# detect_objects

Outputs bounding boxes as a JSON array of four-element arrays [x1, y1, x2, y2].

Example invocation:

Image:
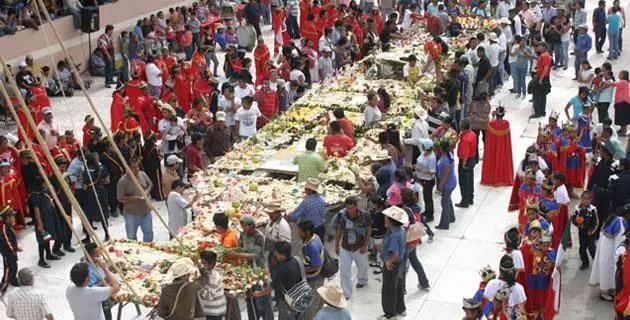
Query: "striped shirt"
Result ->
[[198, 269, 227, 316], [427, 109, 444, 135], [6, 287, 52, 320], [286, 0, 299, 16]]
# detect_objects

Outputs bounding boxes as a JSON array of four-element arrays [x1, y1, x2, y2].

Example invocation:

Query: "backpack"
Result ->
[[283, 256, 314, 313], [319, 247, 339, 279]]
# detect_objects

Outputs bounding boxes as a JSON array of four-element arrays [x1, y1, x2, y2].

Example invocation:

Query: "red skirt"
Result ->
[[508, 176, 522, 212]]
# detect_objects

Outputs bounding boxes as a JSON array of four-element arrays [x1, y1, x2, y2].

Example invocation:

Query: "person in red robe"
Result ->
[[193, 72, 216, 103], [540, 180, 565, 249], [119, 109, 142, 136], [131, 84, 152, 133], [523, 232, 556, 319], [153, 53, 170, 84], [517, 169, 542, 229], [372, 9, 384, 34], [162, 47, 178, 72], [0, 137, 19, 169], [615, 235, 630, 317], [481, 106, 514, 186], [563, 123, 586, 193], [125, 72, 145, 106], [30, 83, 51, 110], [299, 0, 310, 29], [254, 80, 278, 128], [110, 85, 125, 132], [16, 95, 40, 143], [171, 65, 192, 113], [191, 48, 208, 78], [254, 38, 271, 86], [82, 115, 95, 147], [272, 5, 290, 55], [30, 141, 52, 175], [57, 131, 80, 159], [301, 13, 319, 51], [0, 161, 25, 230]]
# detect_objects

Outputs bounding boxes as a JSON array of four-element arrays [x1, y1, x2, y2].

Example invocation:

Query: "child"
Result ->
[[572, 191, 599, 270], [577, 104, 594, 153], [401, 189, 431, 291], [241, 58, 254, 84], [198, 250, 227, 318], [182, 25, 194, 60], [369, 191, 386, 274], [215, 25, 227, 49], [234, 96, 265, 140], [403, 54, 420, 84], [226, 25, 238, 47], [0, 206, 20, 293], [164, 115, 185, 153]]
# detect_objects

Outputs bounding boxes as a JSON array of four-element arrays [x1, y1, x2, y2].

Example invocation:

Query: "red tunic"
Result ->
[[299, 0, 309, 28], [556, 137, 569, 176], [326, 7, 338, 29], [481, 119, 514, 186], [125, 79, 145, 106], [31, 143, 51, 175], [254, 89, 277, 128], [1, 170, 25, 219], [300, 20, 319, 49], [565, 141, 586, 189], [191, 51, 208, 77], [58, 140, 79, 159], [133, 95, 151, 133], [30, 85, 51, 109], [154, 56, 171, 83], [517, 183, 542, 228], [119, 116, 141, 136], [508, 175, 522, 211], [373, 11, 384, 34], [174, 74, 192, 113], [110, 92, 125, 132], [16, 107, 37, 142], [193, 79, 213, 102], [51, 146, 71, 162], [82, 124, 91, 147], [272, 9, 290, 54], [254, 44, 271, 85]]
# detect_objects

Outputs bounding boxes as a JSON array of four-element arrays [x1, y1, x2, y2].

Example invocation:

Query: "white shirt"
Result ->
[[513, 15, 523, 37], [502, 26, 514, 44], [266, 217, 291, 244], [218, 95, 241, 126], [488, 43, 501, 67], [554, 184, 571, 205], [509, 249, 525, 270], [290, 69, 305, 83], [496, 1, 510, 19], [404, 118, 430, 148], [66, 285, 111, 320], [37, 120, 58, 150], [498, 32, 507, 53], [402, 9, 414, 29], [235, 104, 262, 137], [364, 104, 382, 126], [535, 169, 545, 185], [167, 191, 189, 233], [318, 56, 334, 81], [234, 84, 255, 100], [6, 287, 52, 320], [145, 62, 162, 87], [484, 279, 527, 309]]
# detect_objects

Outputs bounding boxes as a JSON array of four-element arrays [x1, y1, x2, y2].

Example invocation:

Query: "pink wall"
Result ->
[[2, 0, 194, 67]]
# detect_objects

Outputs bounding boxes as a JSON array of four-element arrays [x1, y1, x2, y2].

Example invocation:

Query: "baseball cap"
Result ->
[[215, 111, 226, 122], [166, 155, 183, 165], [42, 107, 53, 115]]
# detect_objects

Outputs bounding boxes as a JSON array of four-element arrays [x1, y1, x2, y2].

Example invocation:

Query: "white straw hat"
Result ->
[[317, 284, 348, 308]]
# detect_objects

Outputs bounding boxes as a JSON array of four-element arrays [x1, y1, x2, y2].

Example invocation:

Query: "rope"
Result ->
[[0, 55, 140, 301], [32, 1, 111, 235], [34, 0, 186, 246]]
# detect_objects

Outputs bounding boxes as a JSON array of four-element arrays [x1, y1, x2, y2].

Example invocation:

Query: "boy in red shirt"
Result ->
[[323, 121, 355, 157]]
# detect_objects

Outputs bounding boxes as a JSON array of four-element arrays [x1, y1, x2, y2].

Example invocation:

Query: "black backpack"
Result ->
[[319, 248, 339, 279]]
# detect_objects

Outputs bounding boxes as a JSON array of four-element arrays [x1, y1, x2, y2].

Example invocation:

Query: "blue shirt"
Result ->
[[608, 13, 622, 32], [67, 157, 85, 189], [437, 154, 457, 190], [302, 234, 324, 281], [314, 306, 352, 320], [543, 7, 557, 22], [291, 193, 326, 227], [576, 33, 592, 53], [569, 95, 592, 118], [427, 3, 438, 15], [593, 7, 607, 25], [133, 25, 144, 42], [87, 262, 106, 287], [380, 226, 406, 262]]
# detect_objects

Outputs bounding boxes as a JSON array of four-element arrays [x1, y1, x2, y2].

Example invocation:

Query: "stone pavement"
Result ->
[[0, 1, 626, 318]]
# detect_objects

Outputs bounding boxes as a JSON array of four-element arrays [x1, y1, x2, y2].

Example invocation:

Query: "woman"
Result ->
[[435, 141, 456, 230], [141, 131, 165, 201], [377, 87, 391, 114], [612, 70, 630, 136], [386, 123, 405, 167], [82, 152, 111, 242], [595, 70, 615, 123], [200, 25, 220, 77], [302, 38, 319, 83], [290, 60, 307, 95], [386, 169, 410, 206], [577, 60, 595, 87], [431, 115, 458, 149], [364, 90, 382, 127], [401, 189, 431, 292], [564, 86, 592, 121], [415, 140, 436, 222]]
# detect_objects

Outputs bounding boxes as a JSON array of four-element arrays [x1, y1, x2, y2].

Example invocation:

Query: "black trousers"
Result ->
[[61, 204, 73, 248], [596, 102, 610, 123], [419, 179, 435, 221], [533, 89, 548, 117], [315, 224, 326, 242], [1, 255, 18, 292], [381, 262, 406, 318], [595, 26, 607, 52], [458, 158, 476, 204], [578, 229, 596, 264], [593, 190, 611, 233]]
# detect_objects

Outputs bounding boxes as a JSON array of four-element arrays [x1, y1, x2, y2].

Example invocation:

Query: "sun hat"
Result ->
[[215, 111, 227, 122], [158, 101, 176, 116], [382, 206, 409, 225], [166, 155, 183, 166], [304, 177, 320, 192], [488, 32, 498, 42], [317, 284, 348, 308], [263, 201, 286, 213], [168, 258, 195, 279], [370, 150, 391, 161]]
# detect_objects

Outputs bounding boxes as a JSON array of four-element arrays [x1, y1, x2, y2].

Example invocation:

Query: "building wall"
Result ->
[[2, 0, 195, 68]]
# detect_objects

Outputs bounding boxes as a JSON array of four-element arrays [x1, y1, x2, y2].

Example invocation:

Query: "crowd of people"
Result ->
[[1, 0, 630, 319]]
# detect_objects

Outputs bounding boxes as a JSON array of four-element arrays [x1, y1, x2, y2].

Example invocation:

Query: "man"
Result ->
[[97, 25, 115, 88], [6, 268, 53, 320], [117, 157, 154, 242], [378, 206, 408, 320], [609, 158, 630, 215], [244, 0, 263, 36], [228, 215, 273, 320], [214, 213, 239, 248], [323, 121, 355, 157], [318, 47, 334, 81], [182, 133, 204, 178], [298, 220, 325, 320], [531, 42, 552, 118], [24, 55, 44, 84], [167, 180, 199, 236], [234, 74, 255, 100], [333, 109, 355, 141], [285, 0, 300, 39], [319, 28, 334, 54], [84, 243, 114, 320], [574, 24, 593, 79], [15, 62, 36, 93], [162, 155, 182, 196], [100, 139, 123, 218], [0, 206, 19, 293], [36, 107, 58, 150], [333, 196, 371, 299], [487, 32, 501, 92], [254, 80, 277, 128], [263, 202, 291, 266], [289, 178, 327, 240], [66, 262, 120, 320], [474, 47, 493, 98], [204, 111, 233, 162], [456, 119, 478, 208], [572, 1, 588, 44], [293, 138, 327, 183], [145, 55, 162, 98], [593, 0, 607, 53]]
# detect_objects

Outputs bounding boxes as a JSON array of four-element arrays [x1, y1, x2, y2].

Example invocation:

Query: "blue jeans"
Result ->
[[406, 245, 430, 288], [574, 51, 587, 78], [437, 187, 455, 229], [340, 248, 369, 298], [561, 41, 570, 67], [620, 28, 624, 51], [148, 85, 161, 98], [552, 42, 563, 66], [104, 57, 114, 85], [192, 32, 201, 51], [287, 15, 299, 39], [494, 52, 506, 87], [608, 32, 620, 58], [513, 65, 527, 96], [124, 213, 154, 242], [261, 4, 271, 25]]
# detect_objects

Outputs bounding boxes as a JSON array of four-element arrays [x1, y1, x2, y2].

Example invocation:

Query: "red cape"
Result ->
[[110, 92, 125, 132], [481, 119, 514, 186], [125, 79, 145, 106], [254, 45, 271, 85], [30, 85, 51, 109], [255, 89, 277, 128], [174, 74, 192, 112]]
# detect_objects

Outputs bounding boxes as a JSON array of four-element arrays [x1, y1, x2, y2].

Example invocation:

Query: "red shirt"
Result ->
[[183, 144, 203, 175], [337, 118, 355, 141], [457, 130, 477, 159], [536, 52, 552, 79], [323, 134, 355, 157]]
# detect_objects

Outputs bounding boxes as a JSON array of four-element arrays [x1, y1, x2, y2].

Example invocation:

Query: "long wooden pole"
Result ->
[[34, 0, 185, 245]]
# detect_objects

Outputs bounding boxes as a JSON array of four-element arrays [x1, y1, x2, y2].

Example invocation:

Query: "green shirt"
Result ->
[[240, 229, 265, 267], [293, 151, 327, 183]]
